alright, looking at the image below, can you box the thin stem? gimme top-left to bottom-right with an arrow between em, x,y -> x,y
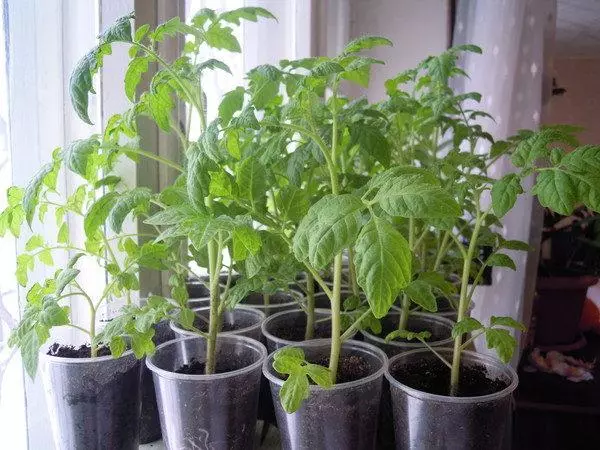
263,293 -> 270,308
450,202 -> 484,394
328,252 -> 343,384
66,324 -> 91,336
340,308 -> 371,341
89,308 -> 97,357
305,265 -> 334,300
418,338 -> 453,370
122,147 -> 184,172
205,231 -> 224,375
348,248 -> 359,297
399,219 -> 416,331
304,273 -> 315,340
433,231 -> 451,271
460,329 -> 486,351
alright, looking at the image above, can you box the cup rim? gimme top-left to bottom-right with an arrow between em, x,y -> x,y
242,288 -> 305,310
41,348 -> 135,365
170,304 -> 265,337
260,308 -> 334,347
262,338 -> 388,391
384,347 -> 519,403
146,334 -> 267,381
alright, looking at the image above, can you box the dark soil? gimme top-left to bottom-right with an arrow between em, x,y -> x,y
310,354 -> 372,384
390,356 -> 509,397
377,316 -> 448,342
243,291 -> 295,306
175,357 -> 240,375
436,297 -> 457,312
47,343 -> 111,358
272,320 -> 332,341
192,317 -> 238,333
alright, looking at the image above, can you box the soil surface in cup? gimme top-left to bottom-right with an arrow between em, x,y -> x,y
272,320 -> 332,341
376,316 -> 448,343
242,292 -> 296,306
47,343 -> 111,358
390,357 -> 509,396
174,357 -> 240,375
275,354 -> 373,384
436,297 -> 457,312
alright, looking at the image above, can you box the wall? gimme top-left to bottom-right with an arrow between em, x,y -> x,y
546,58 -> 600,145
347,0 -> 449,100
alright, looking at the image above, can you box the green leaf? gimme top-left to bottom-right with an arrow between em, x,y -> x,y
236,157 -> 267,212
55,268 -> 80,295
452,317 -> 483,339
490,316 -> 526,331
197,58 -> 232,74
152,17 -> 184,42
23,163 -> 55,226
141,84 -> 174,132
56,222 -> 69,244
375,175 -> 461,218
204,22 -> 240,52
305,364 -> 332,387
404,280 -> 437,312
130,329 -> 156,359
247,65 -> 281,109
84,192 -> 120,238
487,253 -> 516,271
385,329 -> 432,343
343,35 -> 393,54
354,217 -> 412,318
417,272 -> 457,296
145,205 -> 198,226
279,371 -> 309,414
293,194 -> 365,269
278,185 -> 309,223
124,56 -> 149,101
501,239 -> 531,251
219,7 -> 276,25
186,150 -> 214,211
62,137 -> 100,180
25,235 -> 44,251
21,330 -> 40,379
311,60 -> 345,77
110,336 -> 126,358
100,12 -> 134,43
38,249 -> 54,266
491,174 -> 523,218
209,171 -> 233,197
349,123 -> 391,167
232,225 -> 261,260
485,328 -> 517,363
108,187 -> 152,233
218,87 -> 245,125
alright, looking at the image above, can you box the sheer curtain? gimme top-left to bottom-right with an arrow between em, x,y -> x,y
453,0 -> 556,363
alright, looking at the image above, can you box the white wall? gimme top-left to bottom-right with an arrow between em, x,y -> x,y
347,0 -> 449,100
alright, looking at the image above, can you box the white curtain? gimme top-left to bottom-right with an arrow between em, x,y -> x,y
453,0 -> 557,363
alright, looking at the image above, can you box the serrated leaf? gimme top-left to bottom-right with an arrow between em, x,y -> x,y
375,175 -> 460,218
38,249 -> 54,266
490,316 -> 526,331
55,268 -> 80,295
293,194 -> 364,269
110,336 -> 126,358
501,239 -> 531,251
532,169 -> 580,215
236,156 -> 267,212
204,22 -> 240,52
145,205 -> 198,226
354,217 -> 412,318
385,329 -> 432,342
487,253 -> 516,271
124,56 -> 149,101
491,174 -> 523,218
232,225 -> 261,260
84,192 -> 120,238
485,328 -> 517,363
219,87 -> 245,125
404,280 -> 437,312
25,235 -> 44,251
311,60 -> 345,77
21,330 -> 40,379
279,371 -> 309,414
141,84 -> 174,132
343,35 -> 393,54
108,187 -> 152,233
452,317 -> 483,339
219,7 -> 276,25
278,185 -> 309,223
62,137 -> 100,180
23,163 -> 55,226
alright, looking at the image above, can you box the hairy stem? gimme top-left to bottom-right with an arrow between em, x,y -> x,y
399,218 -> 416,331
450,204 -> 484,394
304,273 -> 315,340
348,248 -> 359,297
205,235 -> 223,375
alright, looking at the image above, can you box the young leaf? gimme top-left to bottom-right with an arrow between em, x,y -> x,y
354,217 -> 412,318
219,87 -> 245,125
485,328 -> 517,363
204,22 -> 241,52
84,192 -> 120,238
490,316 -> 526,331
108,187 -> 152,233
487,253 -> 516,271
25,235 -> 44,251
343,35 -> 393,55
491,174 -> 523,218
375,175 -> 460,218
305,364 -> 332,387
55,268 -> 80,295
385,329 -> 432,343
124,56 -> 150,101
219,7 -> 276,25
293,194 -> 365,269
403,280 -> 437,312
452,317 -> 483,339
23,163 -> 55,226
236,157 -> 267,212
500,239 -> 531,251
62,137 -> 100,180
279,371 -> 309,414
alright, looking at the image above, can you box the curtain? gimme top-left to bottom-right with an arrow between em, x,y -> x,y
453,0 -> 556,363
